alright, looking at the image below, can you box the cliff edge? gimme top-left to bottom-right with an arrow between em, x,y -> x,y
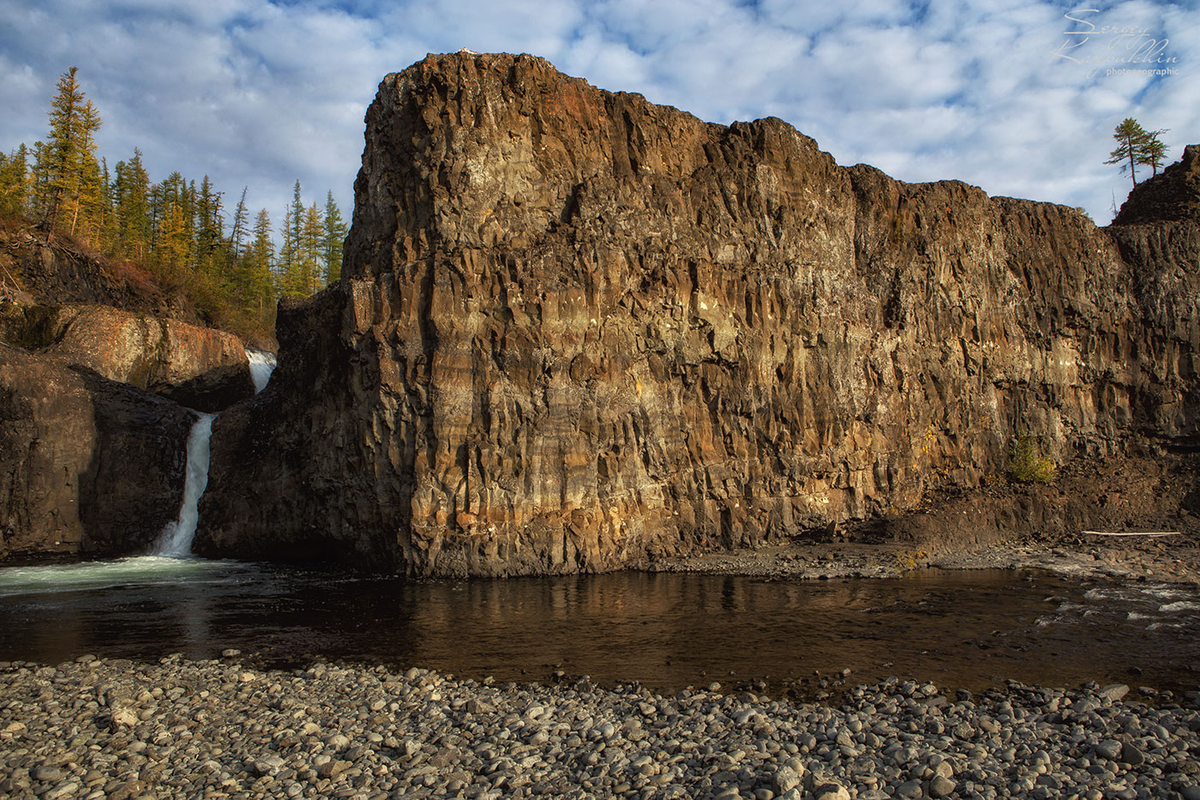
197,52 -> 1200,575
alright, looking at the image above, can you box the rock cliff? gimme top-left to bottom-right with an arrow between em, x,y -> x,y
197,52 -> 1200,575
1,221 -> 257,411
0,343 -> 195,560
0,217 -> 256,562
6,304 -> 255,411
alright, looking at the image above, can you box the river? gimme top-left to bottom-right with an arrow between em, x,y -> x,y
1,560 -> 1197,697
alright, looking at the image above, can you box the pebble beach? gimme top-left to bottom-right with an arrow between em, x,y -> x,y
3,655 -> 1200,800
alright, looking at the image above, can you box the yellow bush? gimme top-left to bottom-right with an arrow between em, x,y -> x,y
1008,436 -> 1056,484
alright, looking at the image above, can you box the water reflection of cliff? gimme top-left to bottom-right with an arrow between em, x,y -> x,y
353,571 -> 1195,694
4,568 -> 1199,696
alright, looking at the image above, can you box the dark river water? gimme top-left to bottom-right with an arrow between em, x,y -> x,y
1,557 -> 1198,696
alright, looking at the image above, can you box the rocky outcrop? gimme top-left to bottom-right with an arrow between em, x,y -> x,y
1,304 -> 255,412
1112,145 -> 1200,226
1,218 -> 261,411
0,343 -> 195,560
198,52 -> 1200,576
0,220 -> 172,314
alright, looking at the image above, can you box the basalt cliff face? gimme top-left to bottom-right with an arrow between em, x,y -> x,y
197,53 -> 1200,575
0,343 -> 194,560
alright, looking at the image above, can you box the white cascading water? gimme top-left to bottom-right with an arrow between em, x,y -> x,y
151,349 -> 276,558
247,349 -> 277,394
151,412 -> 217,557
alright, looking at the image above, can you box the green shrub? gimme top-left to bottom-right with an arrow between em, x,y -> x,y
1007,436 -> 1056,484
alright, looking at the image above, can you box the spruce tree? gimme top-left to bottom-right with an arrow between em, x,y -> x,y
196,175 -> 224,278
301,201 -> 323,294
113,149 -> 151,260
152,172 -> 195,280
289,180 -> 304,272
229,187 -> 249,260
249,208 -> 275,307
278,207 -> 297,295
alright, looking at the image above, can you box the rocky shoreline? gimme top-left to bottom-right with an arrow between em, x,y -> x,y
647,535 -> 1200,588
2,655 -> 1199,800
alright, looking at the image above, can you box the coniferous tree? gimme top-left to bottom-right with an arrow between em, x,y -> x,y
73,102 -> 104,238
1138,129 -> 1169,177
301,201 -> 323,294
288,180 -> 304,270
0,145 -> 30,217
40,67 -> 103,235
28,140 -> 49,218
1106,118 -> 1150,189
322,190 -> 346,284
229,187 -> 249,260
277,206 -> 297,295
152,172 -> 196,281
113,149 -> 151,260
93,156 -> 117,249
248,208 -> 275,302
196,175 -> 224,279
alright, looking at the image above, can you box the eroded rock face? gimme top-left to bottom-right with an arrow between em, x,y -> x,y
198,53 -> 1200,575
1112,144 -> 1200,226
3,304 -> 254,411
0,344 -> 194,560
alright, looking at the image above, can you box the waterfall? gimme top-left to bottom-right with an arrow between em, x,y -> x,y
152,412 -> 216,557
246,349 -> 277,394
152,349 -> 277,558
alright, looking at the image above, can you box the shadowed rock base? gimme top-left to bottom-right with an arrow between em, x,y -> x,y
0,344 -> 194,560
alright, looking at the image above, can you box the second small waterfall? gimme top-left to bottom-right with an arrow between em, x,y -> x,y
152,349 -> 277,558
247,350 -> 277,393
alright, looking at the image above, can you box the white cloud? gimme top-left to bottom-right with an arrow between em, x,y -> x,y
0,0 -> 1196,233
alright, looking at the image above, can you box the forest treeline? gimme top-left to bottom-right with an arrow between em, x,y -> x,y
0,67 -> 347,342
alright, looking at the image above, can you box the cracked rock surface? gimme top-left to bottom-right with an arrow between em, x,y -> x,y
198,53 -> 1200,576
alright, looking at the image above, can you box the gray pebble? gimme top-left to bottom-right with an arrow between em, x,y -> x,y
0,658 -> 1196,800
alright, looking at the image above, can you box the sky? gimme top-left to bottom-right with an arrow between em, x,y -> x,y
1,0 -> 1196,232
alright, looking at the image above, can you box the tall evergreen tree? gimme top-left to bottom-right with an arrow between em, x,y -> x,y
0,145 -> 30,217
94,156 -> 114,248
289,180 -> 304,268
246,208 -> 276,314
113,149 -> 151,260
152,172 -> 196,279
1106,118 -> 1150,189
322,190 -> 347,284
229,187 -> 249,260
301,201 -> 323,294
40,67 -> 103,235
277,206 -> 297,295
1138,129 -> 1169,177
196,175 -> 224,278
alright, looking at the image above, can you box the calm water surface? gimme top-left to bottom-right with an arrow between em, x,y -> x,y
1,558 -> 1198,695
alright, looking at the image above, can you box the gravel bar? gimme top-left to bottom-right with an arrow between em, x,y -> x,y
2,655 -> 1200,799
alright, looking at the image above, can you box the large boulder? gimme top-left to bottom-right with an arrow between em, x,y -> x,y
197,52 -> 1200,575
0,343 -> 195,561
2,304 -> 254,411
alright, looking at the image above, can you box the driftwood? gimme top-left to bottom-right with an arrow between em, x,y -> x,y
1082,530 -> 1181,537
